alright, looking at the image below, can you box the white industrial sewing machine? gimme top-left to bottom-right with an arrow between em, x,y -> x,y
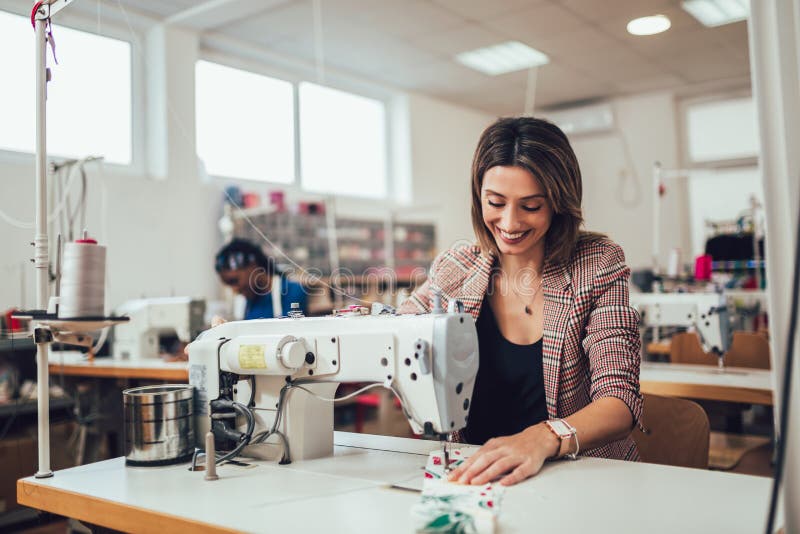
187,305 -> 478,464
113,297 -> 206,360
630,292 -> 731,357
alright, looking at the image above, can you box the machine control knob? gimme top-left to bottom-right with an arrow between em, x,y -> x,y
280,340 -> 306,369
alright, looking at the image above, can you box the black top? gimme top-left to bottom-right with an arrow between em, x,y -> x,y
462,298 -> 548,445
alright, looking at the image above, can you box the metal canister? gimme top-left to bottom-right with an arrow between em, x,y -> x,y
123,384 -> 195,466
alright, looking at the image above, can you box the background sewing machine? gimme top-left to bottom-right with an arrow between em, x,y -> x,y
187,305 -> 478,464
630,292 -> 732,365
113,297 -> 206,360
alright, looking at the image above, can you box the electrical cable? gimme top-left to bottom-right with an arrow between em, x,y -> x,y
0,160 -> 86,230
245,375 -> 255,408
288,378 -> 420,432
91,327 -> 109,354
250,383 -> 292,464
247,377 -> 423,465
80,165 -> 87,233
57,166 -> 68,240
764,186 -> 799,534
610,102 -> 642,208
213,400 -> 255,465
290,380 -> 384,403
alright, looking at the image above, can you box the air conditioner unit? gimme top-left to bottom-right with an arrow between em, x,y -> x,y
541,102 -> 615,136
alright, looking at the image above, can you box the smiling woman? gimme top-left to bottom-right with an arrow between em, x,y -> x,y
400,117 -> 642,487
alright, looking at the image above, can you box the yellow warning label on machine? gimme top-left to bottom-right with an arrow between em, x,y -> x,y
238,345 -> 266,369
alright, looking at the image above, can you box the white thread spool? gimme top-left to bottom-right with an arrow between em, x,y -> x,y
666,247 -> 682,279
58,238 -> 106,318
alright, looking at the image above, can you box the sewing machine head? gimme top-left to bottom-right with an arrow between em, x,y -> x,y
187,307 -> 479,463
630,292 -> 732,355
113,297 -> 205,359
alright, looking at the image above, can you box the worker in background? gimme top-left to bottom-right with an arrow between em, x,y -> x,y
215,238 -> 308,320
400,117 -> 641,486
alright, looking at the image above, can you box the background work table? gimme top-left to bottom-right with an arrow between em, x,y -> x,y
640,361 -> 774,405
18,432 -> 772,533
48,351 -> 189,381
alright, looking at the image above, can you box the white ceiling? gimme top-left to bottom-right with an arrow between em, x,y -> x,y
56,0 -> 755,114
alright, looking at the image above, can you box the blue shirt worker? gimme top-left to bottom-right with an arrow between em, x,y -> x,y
215,239 -> 308,319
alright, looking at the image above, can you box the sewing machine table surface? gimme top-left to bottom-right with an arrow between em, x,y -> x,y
17,432 -> 771,533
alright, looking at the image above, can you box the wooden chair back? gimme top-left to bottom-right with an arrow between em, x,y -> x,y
725,331 -> 771,369
669,332 -> 718,366
632,394 -> 710,469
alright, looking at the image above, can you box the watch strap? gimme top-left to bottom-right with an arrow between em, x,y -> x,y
544,419 -> 579,460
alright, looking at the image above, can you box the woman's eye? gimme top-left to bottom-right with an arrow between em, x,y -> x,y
487,200 -> 504,208
522,205 -> 542,212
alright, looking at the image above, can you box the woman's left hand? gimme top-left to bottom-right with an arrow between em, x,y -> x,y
447,423 -> 560,486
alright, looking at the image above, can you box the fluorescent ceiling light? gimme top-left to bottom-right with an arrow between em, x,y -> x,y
626,15 -> 671,36
455,41 -> 549,76
682,0 -> 749,27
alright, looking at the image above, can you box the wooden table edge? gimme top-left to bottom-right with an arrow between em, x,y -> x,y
646,342 -> 671,355
640,380 -> 773,405
18,478 -> 237,534
48,364 -> 188,381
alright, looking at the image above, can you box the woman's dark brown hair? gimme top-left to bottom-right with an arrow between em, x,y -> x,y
470,116 -> 599,265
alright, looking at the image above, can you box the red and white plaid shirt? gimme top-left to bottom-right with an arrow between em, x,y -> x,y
399,238 -> 642,461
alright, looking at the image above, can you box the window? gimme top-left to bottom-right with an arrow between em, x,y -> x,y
686,96 -> 758,163
299,82 -> 388,198
195,60 -> 295,183
682,95 -> 763,256
0,10 -> 132,165
686,167 -> 763,256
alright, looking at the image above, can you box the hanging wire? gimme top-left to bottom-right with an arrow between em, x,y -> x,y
610,102 -> 643,208
523,66 -> 538,116
0,160 -> 85,230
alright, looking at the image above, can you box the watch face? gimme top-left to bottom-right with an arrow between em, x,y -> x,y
548,420 -> 571,437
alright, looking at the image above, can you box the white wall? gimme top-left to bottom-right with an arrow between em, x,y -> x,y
570,91 -> 689,270
406,94 -> 494,251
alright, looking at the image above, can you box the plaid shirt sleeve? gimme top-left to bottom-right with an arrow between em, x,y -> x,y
398,267 -> 436,314
580,242 -> 643,426
398,246 -> 478,315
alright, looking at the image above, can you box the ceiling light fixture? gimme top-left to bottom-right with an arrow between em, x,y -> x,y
626,14 -> 672,36
455,41 -> 549,76
682,0 -> 749,27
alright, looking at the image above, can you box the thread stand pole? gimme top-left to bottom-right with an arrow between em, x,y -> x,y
33,13 -> 52,479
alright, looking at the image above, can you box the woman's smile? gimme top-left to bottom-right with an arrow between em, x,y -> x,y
495,226 -> 532,245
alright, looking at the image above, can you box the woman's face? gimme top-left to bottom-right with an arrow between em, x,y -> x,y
219,265 -> 261,299
481,165 -> 553,258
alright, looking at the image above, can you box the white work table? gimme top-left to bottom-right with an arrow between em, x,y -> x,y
640,361 -> 774,405
18,432 -> 771,533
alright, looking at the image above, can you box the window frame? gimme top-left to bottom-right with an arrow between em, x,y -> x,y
0,8 -> 144,175
197,49 -> 394,200
297,79 -> 391,199
678,90 -> 759,170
